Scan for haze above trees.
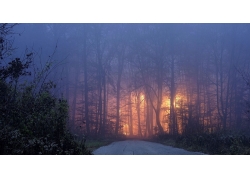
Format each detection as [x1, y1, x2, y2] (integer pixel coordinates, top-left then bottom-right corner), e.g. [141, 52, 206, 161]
[8, 23, 250, 139]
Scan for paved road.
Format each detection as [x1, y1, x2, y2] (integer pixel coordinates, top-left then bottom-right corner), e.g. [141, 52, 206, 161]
[93, 140, 205, 155]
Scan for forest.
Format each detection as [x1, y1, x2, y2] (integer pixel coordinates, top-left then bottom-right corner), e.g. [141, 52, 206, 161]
[2, 23, 250, 154]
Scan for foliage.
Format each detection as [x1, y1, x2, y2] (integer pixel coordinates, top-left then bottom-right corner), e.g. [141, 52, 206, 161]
[85, 139, 114, 152]
[150, 127, 250, 155]
[1, 90, 89, 154]
[0, 24, 91, 155]
[155, 131, 250, 155]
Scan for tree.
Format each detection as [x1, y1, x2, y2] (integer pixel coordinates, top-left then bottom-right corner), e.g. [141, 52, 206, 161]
[0, 23, 91, 155]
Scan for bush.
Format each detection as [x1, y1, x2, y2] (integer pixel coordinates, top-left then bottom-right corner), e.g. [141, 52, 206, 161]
[174, 131, 250, 155]
[0, 24, 91, 155]
[0, 72, 92, 154]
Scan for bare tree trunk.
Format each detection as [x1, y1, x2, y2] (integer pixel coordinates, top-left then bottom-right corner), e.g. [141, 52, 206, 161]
[115, 77, 121, 136]
[97, 79, 103, 135]
[82, 25, 90, 135]
[102, 75, 107, 136]
[135, 92, 143, 137]
[71, 59, 80, 130]
[129, 92, 133, 136]
[170, 56, 177, 135]
[115, 50, 125, 136]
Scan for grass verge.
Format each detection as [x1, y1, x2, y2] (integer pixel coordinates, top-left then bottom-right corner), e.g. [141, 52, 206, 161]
[85, 139, 114, 152]
[151, 131, 250, 155]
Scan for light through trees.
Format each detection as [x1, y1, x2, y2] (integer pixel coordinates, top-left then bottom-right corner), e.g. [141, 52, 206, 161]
[100, 92, 188, 136]
[16, 23, 250, 138]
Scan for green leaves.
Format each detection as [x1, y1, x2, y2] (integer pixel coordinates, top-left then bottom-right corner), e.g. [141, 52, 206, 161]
[0, 83, 90, 154]
[0, 59, 88, 154]
[174, 131, 250, 155]
[0, 24, 91, 155]
[0, 67, 92, 154]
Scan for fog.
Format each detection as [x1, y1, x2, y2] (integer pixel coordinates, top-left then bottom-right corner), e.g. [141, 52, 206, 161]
[8, 23, 250, 137]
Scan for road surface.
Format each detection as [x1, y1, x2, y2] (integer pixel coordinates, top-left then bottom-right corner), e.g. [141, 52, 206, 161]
[93, 140, 205, 155]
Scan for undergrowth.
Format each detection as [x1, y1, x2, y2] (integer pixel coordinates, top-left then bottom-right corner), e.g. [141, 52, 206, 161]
[154, 131, 250, 155]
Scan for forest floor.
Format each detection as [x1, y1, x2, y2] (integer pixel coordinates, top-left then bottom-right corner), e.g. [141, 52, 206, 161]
[85, 136, 141, 152]
[92, 140, 205, 155]
[88, 131, 250, 155]
[86, 136, 205, 155]
[150, 132, 250, 155]
[85, 139, 116, 152]
[149, 138, 208, 154]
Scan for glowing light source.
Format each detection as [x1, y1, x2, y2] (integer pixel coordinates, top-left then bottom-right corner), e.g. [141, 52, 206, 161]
[140, 94, 144, 101]
[175, 95, 182, 108]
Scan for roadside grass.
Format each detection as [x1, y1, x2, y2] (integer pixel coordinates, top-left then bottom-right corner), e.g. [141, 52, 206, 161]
[85, 139, 114, 152]
[84, 131, 250, 155]
[151, 131, 250, 155]
[85, 134, 131, 153]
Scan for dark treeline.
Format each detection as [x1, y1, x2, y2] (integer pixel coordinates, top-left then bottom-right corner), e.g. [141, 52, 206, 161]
[12, 24, 250, 139]
[0, 24, 91, 154]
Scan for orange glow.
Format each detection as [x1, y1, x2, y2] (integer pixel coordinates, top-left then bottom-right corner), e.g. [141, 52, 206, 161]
[164, 98, 170, 107]
[123, 124, 128, 135]
[140, 94, 144, 101]
[175, 95, 183, 108]
[72, 84, 190, 136]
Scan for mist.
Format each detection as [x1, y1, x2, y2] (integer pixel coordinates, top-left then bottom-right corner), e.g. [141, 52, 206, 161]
[2, 23, 250, 156]
[7, 23, 250, 137]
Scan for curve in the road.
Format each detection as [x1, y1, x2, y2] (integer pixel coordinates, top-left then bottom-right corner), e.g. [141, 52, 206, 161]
[93, 140, 205, 155]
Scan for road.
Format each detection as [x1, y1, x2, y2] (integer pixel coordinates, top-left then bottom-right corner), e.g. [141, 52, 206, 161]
[93, 140, 205, 155]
